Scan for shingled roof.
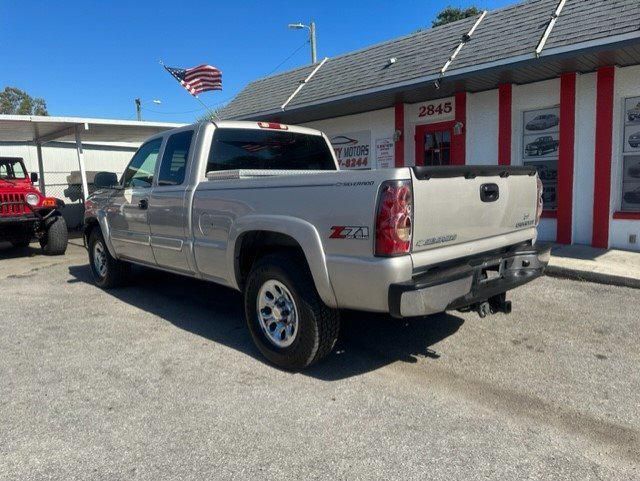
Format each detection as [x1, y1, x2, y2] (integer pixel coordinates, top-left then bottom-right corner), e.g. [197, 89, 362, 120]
[221, 0, 640, 121]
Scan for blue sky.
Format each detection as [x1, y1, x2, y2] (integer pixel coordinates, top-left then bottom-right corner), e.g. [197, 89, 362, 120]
[1, 0, 514, 123]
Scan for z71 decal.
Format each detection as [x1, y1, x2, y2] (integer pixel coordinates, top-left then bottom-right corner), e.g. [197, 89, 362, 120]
[330, 226, 370, 240]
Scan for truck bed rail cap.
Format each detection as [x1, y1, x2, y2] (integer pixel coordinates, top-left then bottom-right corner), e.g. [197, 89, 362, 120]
[206, 169, 335, 181]
[412, 165, 536, 180]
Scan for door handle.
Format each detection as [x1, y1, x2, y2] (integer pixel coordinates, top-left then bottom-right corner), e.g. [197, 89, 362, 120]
[138, 199, 149, 210]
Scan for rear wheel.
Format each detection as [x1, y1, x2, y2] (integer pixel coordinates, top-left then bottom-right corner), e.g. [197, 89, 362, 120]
[40, 215, 68, 255]
[244, 252, 340, 370]
[88, 228, 130, 288]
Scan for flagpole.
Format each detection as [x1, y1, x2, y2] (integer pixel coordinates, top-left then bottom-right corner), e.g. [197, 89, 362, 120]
[160, 59, 220, 121]
[192, 95, 219, 121]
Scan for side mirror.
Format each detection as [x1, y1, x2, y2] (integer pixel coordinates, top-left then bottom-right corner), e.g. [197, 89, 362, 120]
[94, 171, 119, 188]
[30, 172, 38, 183]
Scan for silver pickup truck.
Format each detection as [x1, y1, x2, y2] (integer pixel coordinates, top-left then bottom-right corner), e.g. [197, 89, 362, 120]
[84, 120, 550, 369]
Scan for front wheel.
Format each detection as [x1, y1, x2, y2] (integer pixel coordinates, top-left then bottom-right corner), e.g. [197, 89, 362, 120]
[88, 228, 130, 288]
[244, 253, 340, 370]
[40, 215, 68, 255]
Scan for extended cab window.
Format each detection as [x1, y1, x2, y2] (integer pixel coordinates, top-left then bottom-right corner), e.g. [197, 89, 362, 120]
[206, 128, 336, 172]
[158, 130, 193, 186]
[122, 138, 162, 188]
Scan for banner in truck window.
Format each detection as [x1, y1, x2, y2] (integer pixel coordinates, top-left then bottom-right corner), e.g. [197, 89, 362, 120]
[622, 96, 640, 211]
[522, 107, 560, 210]
[330, 131, 371, 170]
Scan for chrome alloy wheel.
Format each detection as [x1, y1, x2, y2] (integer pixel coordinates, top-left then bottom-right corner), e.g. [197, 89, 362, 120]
[93, 241, 108, 278]
[257, 279, 299, 348]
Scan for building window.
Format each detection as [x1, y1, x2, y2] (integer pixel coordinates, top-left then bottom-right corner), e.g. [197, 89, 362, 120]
[622, 96, 640, 212]
[521, 107, 560, 211]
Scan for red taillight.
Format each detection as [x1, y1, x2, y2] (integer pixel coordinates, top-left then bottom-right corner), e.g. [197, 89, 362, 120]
[375, 180, 413, 257]
[536, 176, 543, 225]
[258, 122, 288, 130]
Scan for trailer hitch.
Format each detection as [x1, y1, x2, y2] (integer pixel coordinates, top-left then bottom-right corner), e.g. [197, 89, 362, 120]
[475, 293, 512, 318]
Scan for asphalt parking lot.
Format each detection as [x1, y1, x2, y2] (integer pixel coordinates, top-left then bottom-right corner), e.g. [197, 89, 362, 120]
[1, 240, 638, 480]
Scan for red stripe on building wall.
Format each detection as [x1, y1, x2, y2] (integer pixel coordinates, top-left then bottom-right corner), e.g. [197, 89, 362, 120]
[452, 92, 467, 165]
[557, 72, 576, 245]
[592, 66, 615, 249]
[498, 84, 512, 166]
[394, 102, 405, 167]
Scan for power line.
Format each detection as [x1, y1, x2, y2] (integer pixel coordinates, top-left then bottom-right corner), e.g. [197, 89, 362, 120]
[265, 39, 310, 77]
[141, 106, 207, 115]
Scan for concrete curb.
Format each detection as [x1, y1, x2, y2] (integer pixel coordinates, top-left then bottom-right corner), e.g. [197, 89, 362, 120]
[545, 265, 640, 289]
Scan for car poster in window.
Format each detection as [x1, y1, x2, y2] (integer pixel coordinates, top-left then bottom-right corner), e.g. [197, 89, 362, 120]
[523, 108, 560, 133]
[624, 123, 640, 153]
[622, 155, 640, 212]
[625, 96, 640, 124]
[522, 107, 559, 210]
[330, 131, 371, 170]
[523, 132, 559, 159]
[622, 97, 640, 211]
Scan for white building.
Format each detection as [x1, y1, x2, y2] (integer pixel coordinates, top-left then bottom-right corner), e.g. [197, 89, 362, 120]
[0, 115, 182, 227]
[221, 0, 640, 251]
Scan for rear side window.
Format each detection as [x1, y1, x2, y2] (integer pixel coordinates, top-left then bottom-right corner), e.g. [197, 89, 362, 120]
[158, 130, 193, 186]
[206, 128, 336, 172]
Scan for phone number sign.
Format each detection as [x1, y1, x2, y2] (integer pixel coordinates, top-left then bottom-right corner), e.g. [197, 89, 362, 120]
[330, 131, 372, 170]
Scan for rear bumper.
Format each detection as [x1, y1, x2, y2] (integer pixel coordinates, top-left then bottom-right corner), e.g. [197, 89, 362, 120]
[388, 243, 551, 318]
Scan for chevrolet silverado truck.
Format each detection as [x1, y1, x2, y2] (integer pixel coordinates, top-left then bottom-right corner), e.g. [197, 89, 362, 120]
[84, 121, 549, 369]
[1, 157, 68, 254]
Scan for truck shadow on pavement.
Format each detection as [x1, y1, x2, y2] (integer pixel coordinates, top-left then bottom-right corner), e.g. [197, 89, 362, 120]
[68, 264, 465, 380]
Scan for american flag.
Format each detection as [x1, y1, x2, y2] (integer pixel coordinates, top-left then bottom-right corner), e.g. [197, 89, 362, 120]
[164, 64, 222, 96]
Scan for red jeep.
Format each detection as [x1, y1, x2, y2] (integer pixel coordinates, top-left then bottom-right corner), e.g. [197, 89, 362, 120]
[0, 157, 68, 255]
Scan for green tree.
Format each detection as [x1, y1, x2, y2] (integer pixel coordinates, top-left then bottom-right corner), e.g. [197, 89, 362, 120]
[0, 87, 48, 115]
[432, 6, 481, 27]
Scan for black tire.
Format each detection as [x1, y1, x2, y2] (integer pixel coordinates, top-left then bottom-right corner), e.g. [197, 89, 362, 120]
[244, 252, 340, 370]
[40, 215, 68, 255]
[88, 228, 130, 288]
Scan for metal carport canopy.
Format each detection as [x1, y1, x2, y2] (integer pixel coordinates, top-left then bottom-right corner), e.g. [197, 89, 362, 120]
[0, 114, 185, 198]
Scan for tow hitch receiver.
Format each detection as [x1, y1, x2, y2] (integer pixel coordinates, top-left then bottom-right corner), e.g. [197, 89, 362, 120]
[472, 293, 512, 318]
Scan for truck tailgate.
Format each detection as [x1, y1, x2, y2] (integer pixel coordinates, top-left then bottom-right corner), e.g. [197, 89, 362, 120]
[410, 166, 539, 253]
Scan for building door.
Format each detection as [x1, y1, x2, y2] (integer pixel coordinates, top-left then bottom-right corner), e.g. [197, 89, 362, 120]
[415, 122, 455, 166]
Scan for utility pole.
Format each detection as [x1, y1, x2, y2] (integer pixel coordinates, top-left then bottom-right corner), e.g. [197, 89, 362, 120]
[135, 98, 142, 121]
[288, 21, 318, 65]
[309, 21, 317, 64]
